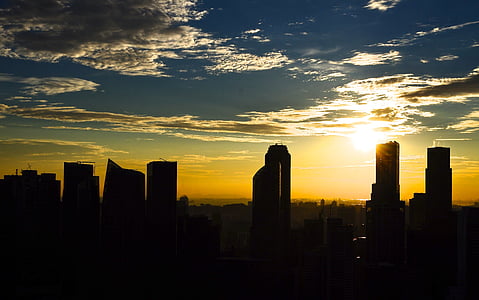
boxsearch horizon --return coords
[2,141,478,205]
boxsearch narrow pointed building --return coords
[101,159,145,267]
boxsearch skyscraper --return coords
[366,141,405,265]
[146,160,177,258]
[250,144,291,260]
[101,159,145,258]
[101,159,146,298]
[426,147,452,220]
[61,162,99,296]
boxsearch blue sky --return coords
[1,0,478,201]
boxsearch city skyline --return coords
[9,141,478,299]
[0,141,478,203]
[1,0,479,202]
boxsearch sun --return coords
[350,126,385,152]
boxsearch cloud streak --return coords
[0,138,128,157]
[1,67,477,142]
[0,74,99,95]
[373,20,479,47]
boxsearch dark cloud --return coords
[0,0,290,76]
[2,0,182,55]
[0,0,210,76]
[402,73,479,101]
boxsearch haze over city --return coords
[1,0,478,202]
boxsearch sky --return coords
[1,0,478,203]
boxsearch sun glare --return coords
[350,126,385,152]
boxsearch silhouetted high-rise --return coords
[407,146,457,299]
[366,141,405,265]
[61,162,100,296]
[426,147,452,220]
[4,170,61,298]
[62,162,100,246]
[146,160,177,258]
[250,144,291,260]
[102,159,145,257]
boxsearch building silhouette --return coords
[326,218,354,300]
[366,141,405,265]
[61,162,100,296]
[407,146,457,299]
[458,206,479,300]
[250,144,291,260]
[146,160,177,259]
[3,170,61,298]
[101,159,145,297]
[426,147,452,221]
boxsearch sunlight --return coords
[350,125,386,152]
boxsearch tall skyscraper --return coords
[62,162,99,244]
[101,159,146,298]
[146,160,177,258]
[62,162,100,296]
[426,147,452,220]
[366,141,405,265]
[250,144,291,260]
[101,159,145,258]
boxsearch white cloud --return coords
[340,50,401,66]
[436,54,459,61]
[243,29,261,34]
[365,0,401,11]
[205,51,292,74]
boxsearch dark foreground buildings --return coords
[407,146,458,299]
[8,143,479,299]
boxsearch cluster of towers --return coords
[249,142,478,300]
[5,142,479,299]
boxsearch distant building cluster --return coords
[4,143,479,299]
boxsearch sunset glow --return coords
[350,126,387,152]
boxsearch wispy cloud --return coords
[365,0,401,11]
[373,20,479,47]
[340,50,401,66]
[0,74,99,95]
[449,109,479,133]
[205,51,292,74]
[0,138,128,157]
[2,68,478,142]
